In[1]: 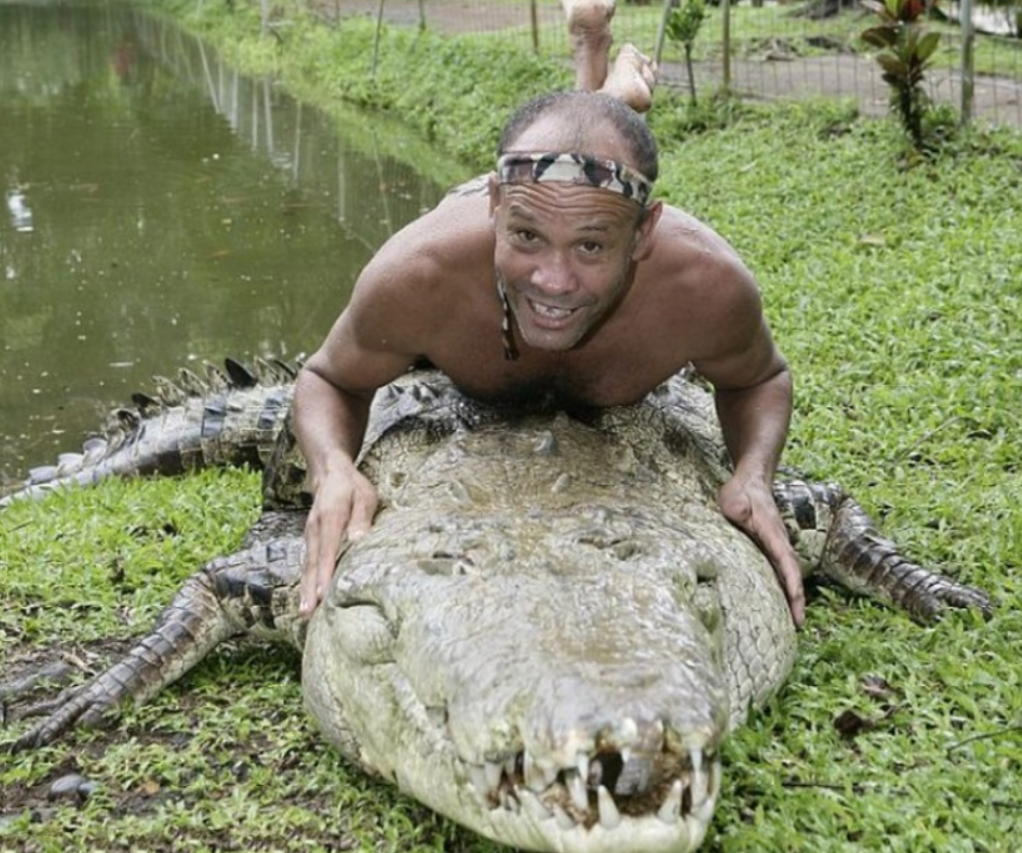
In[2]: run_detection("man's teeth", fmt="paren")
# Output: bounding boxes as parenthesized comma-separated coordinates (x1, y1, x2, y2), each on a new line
(530, 300, 574, 318)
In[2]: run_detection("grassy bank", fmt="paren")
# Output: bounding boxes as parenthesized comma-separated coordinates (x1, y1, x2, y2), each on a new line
(2, 1, 1021, 851)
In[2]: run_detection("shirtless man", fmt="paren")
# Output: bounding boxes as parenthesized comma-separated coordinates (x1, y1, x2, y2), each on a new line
(294, 1, 805, 627)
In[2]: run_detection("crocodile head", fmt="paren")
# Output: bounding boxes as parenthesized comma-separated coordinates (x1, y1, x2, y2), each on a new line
(303, 508, 729, 851)
(301, 409, 747, 852)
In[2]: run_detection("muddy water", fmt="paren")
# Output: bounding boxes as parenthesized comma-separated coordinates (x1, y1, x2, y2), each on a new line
(0, 1, 471, 487)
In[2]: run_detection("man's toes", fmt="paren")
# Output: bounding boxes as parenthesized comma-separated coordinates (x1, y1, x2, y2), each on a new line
(602, 43, 658, 112)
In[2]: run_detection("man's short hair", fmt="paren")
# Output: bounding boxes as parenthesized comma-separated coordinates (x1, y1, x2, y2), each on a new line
(497, 91, 658, 186)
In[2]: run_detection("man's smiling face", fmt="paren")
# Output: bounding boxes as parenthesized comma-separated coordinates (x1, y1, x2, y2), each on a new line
(490, 179, 644, 352)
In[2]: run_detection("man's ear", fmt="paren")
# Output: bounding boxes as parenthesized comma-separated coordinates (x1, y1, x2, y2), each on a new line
(630, 200, 663, 261)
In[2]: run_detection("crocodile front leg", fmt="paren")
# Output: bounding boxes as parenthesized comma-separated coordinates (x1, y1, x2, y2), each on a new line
(774, 480, 993, 623)
(7, 538, 306, 752)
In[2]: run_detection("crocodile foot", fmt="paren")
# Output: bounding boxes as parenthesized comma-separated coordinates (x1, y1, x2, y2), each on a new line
(1, 643, 134, 751)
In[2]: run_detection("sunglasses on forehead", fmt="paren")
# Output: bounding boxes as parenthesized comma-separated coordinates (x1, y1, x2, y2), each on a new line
(497, 152, 653, 207)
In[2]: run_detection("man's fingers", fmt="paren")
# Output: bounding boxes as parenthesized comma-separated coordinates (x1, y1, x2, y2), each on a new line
(777, 557, 806, 628)
(300, 510, 350, 616)
(759, 522, 806, 628)
(720, 483, 806, 629)
(299, 475, 380, 617)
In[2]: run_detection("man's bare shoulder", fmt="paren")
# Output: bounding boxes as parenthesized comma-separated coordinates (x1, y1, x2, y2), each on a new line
(642, 205, 759, 305)
(378, 188, 492, 269)
(340, 189, 496, 357)
(653, 205, 746, 265)
(627, 204, 766, 369)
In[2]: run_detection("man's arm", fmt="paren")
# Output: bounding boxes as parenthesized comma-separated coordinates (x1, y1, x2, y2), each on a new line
(293, 355, 381, 617)
(293, 247, 431, 615)
(714, 361, 805, 627)
(689, 264, 805, 627)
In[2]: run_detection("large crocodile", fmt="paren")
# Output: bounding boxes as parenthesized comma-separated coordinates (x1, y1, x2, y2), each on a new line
(5, 368, 991, 853)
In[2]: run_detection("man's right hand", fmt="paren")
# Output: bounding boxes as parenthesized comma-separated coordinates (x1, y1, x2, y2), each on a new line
(299, 464, 379, 616)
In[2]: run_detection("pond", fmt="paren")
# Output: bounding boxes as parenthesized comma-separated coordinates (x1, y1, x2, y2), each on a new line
(0, 0, 471, 489)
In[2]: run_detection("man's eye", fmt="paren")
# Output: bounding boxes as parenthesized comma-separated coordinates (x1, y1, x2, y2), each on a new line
(579, 240, 603, 254)
(514, 229, 538, 243)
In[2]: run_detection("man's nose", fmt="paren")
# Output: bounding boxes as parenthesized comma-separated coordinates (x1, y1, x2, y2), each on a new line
(531, 251, 577, 293)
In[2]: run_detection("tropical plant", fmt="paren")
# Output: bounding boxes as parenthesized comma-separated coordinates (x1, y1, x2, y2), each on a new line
(861, 0, 942, 150)
(666, 0, 706, 105)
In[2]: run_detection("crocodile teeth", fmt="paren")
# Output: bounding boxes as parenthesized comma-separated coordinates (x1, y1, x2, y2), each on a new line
(693, 759, 722, 823)
(500, 788, 519, 813)
(690, 750, 710, 809)
(552, 805, 575, 830)
(484, 761, 503, 791)
(619, 716, 638, 743)
(597, 785, 621, 830)
(523, 752, 557, 792)
(657, 779, 684, 825)
(693, 791, 717, 824)
(576, 751, 590, 786)
(566, 769, 589, 813)
(468, 765, 489, 800)
(517, 786, 552, 821)
(690, 746, 704, 774)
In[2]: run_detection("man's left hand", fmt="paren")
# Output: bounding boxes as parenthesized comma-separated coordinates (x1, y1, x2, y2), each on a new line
(718, 474, 806, 627)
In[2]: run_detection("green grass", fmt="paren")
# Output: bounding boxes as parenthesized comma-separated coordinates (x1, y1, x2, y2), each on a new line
(2, 2, 1022, 851)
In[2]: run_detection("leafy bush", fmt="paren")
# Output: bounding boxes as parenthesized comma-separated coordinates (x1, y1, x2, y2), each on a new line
(861, 0, 942, 151)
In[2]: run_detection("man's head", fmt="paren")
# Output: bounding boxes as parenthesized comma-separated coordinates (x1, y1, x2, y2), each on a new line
(497, 90, 658, 186)
(489, 91, 663, 357)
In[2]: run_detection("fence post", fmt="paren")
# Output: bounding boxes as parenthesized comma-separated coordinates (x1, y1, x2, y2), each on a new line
(959, 0, 975, 125)
(531, 0, 540, 53)
(721, 0, 732, 92)
(371, 0, 386, 77)
(655, 0, 673, 67)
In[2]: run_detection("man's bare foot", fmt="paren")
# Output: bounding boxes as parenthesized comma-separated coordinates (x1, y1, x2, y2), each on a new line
(600, 43, 657, 113)
(561, 0, 617, 92)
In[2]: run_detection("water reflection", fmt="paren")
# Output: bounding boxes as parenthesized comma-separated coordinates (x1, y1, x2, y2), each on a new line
(0, 0, 472, 487)
(6, 188, 34, 233)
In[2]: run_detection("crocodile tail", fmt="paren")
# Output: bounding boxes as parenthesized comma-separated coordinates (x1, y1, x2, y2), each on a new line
(1, 358, 299, 507)
(773, 479, 993, 624)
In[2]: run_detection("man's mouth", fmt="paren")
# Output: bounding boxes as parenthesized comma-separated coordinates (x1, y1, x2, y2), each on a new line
(528, 299, 576, 320)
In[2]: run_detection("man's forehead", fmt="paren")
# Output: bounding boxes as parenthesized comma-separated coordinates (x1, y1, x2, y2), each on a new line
(501, 185, 631, 225)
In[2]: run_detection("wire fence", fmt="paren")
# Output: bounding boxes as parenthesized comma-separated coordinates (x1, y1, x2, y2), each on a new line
(268, 0, 1022, 127)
